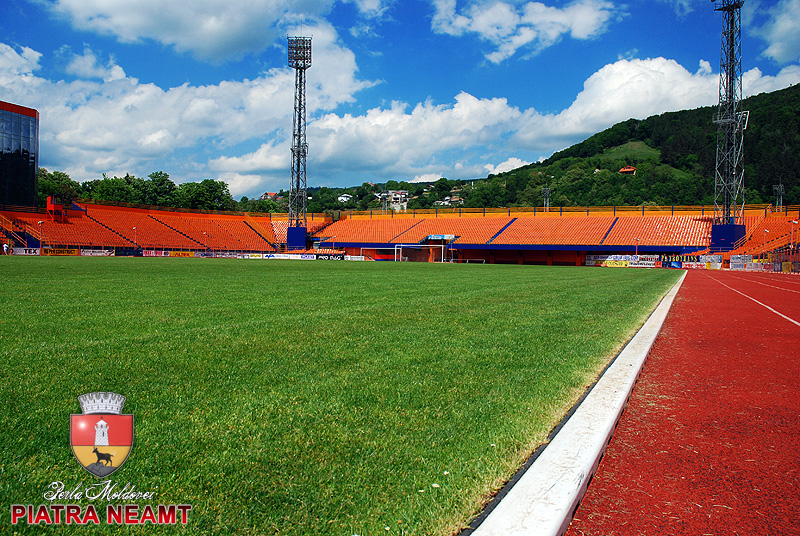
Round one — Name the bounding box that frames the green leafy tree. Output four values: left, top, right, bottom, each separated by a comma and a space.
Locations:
238, 196, 278, 213
89, 174, 139, 204
36, 168, 82, 207
175, 179, 236, 211
142, 171, 178, 206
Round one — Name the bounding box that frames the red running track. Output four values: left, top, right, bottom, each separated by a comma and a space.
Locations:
566, 270, 800, 536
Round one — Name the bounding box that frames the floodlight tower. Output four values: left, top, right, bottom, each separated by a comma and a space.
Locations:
773, 183, 784, 211
381, 189, 389, 213
288, 36, 312, 229
712, 0, 748, 225
541, 185, 551, 211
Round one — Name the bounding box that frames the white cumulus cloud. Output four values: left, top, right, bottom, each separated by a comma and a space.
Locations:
0, 43, 42, 85
485, 157, 531, 176
62, 46, 126, 82
309, 92, 521, 173
514, 57, 800, 153
342, 0, 394, 18
0, 29, 373, 191
411, 172, 446, 183
45, 0, 336, 62
749, 0, 800, 64
431, 0, 620, 63
217, 172, 272, 198
208, 141, 287, 175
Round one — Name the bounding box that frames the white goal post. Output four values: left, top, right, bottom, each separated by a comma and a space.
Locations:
394, 244, 449, 263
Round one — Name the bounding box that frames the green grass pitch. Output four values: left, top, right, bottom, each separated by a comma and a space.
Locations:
0, 257, 680, 535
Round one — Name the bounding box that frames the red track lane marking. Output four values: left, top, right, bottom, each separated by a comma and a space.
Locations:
705, 273, 800, 327
728, 274, 800, 293
746, 271, 800, 285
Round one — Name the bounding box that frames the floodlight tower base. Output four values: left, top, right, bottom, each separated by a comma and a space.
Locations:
710, 223, 746, 251
287, 226, 307, 251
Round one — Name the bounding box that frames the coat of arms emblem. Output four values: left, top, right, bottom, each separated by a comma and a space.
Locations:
70, 392, 133, 478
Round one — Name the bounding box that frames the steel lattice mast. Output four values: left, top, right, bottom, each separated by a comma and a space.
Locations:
288, 36, 311, 228
713, 0, 748, 225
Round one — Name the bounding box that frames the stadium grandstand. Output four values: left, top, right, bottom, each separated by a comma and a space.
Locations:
3, 199, 798, 270
717, 213, 800, 261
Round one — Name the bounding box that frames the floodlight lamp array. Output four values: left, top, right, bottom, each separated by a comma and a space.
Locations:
288, 37, 312, 69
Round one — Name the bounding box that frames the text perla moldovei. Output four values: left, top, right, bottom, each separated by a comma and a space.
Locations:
44, 481, 157, 502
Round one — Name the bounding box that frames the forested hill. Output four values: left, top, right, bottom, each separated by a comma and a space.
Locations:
487, 83, 800, 208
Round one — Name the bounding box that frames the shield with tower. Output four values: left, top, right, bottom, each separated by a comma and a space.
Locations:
70, 392, 133, 477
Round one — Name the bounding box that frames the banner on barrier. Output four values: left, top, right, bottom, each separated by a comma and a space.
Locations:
585, 254, 657, 268
259, 253, 347, 261
12, 248, 40, 255
660, 254, 701, 264
701, 254, 723, 263
745, 262, 766, 271
81, 249, 114, 257
41, 248, 79, 256
629, 258, 658, 268
143, 250, 170, 257
169, 251, 194, 258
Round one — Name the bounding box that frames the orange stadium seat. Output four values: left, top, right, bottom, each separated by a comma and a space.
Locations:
151, 214, 276, 251
4, 203, 785, 257
212, 218, 276, 252
391, 217, 513, 244
728, 215, 799, 256
80, 205, 278, 251
244, 216, 278, 244
602, 216, 713, 247
11, 212, 129, 248
312, 218, 421, 243
86, 206, 198, 249
492, 217, 615, 245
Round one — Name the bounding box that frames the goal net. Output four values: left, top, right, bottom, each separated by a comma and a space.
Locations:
394, 244, 448, 262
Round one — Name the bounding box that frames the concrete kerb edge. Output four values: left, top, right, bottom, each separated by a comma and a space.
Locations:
468, 269, 688, 536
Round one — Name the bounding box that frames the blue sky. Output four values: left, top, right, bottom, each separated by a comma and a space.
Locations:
1, 0, 799, 199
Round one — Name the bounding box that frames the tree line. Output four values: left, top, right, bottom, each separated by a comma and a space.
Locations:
37, 170, 279, 213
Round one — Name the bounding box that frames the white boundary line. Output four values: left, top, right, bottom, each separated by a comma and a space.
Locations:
728, 274, 800, 294
707, 274, 800, 328
471, 270, 687, 536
